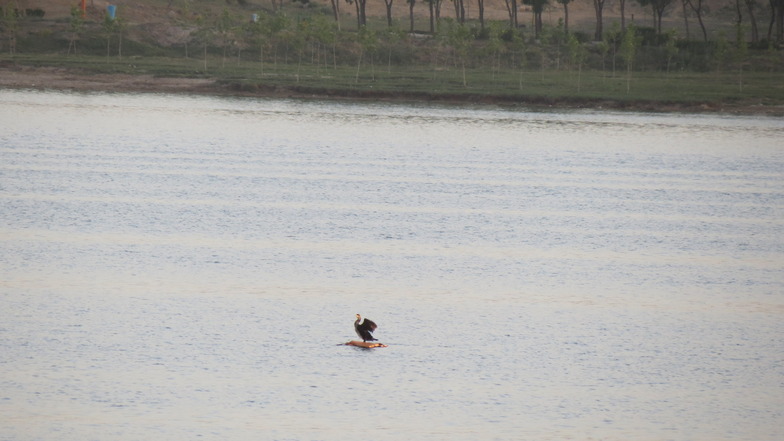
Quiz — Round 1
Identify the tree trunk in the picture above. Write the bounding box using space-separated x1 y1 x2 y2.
778 0 784 42
681 0 690 39
330 0 340 23
456 0 466 23
771 0 784 42
355 0 362 29
409 0 416 32
652 2 666 36
355 50 363 83
593 0 605 41
563 2 569 33
769 0 776 39
744 0 759 42
504 0 518 28
687 0 708 41
429 0 435 33
620 0 626 30
535 10 543 36
385 0 394 26
478 0 485 30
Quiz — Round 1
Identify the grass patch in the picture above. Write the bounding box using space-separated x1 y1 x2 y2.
3 52 783 110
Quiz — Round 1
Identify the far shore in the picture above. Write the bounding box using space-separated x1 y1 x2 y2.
2 64 783 116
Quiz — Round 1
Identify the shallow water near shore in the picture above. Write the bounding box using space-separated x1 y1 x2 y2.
1 89 783 441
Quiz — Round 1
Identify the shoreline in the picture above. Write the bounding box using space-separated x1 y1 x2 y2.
2 65 783 116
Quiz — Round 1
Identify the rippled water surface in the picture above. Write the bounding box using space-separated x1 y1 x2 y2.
1 89 783 441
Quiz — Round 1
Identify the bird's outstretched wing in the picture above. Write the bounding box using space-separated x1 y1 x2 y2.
355 318 378 341
362 319 378 332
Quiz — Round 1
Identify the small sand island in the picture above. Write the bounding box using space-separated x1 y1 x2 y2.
345 341 388 348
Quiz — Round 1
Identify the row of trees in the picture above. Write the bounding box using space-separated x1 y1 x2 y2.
2 0 780 77
177 6 776 76
312 0 784 42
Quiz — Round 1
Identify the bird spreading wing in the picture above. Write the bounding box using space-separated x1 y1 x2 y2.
354 314 378 342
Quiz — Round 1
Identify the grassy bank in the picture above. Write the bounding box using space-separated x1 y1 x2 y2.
3 52 783 114
3 0 783 113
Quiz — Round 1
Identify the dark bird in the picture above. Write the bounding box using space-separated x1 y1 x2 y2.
354 314 378 342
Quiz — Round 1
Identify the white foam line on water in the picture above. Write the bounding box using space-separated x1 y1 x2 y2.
5 156 782 184
1 227 780 271
1 192 780 226
3 146 783 179
1 164 781 195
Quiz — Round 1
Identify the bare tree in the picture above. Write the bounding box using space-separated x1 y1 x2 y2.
685 0 708 40
743 0 759 42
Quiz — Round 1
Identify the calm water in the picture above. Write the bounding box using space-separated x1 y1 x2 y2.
1 89 783 441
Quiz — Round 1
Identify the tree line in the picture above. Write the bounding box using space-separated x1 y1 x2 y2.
2 0 781 77
175 0 781 74
315 0 783 43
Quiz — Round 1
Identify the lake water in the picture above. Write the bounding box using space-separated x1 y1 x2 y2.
1 89 782 441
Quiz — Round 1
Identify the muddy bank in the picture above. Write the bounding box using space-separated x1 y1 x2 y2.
0 65 216 94
2 65 782 116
